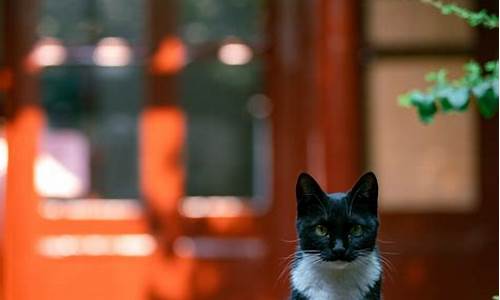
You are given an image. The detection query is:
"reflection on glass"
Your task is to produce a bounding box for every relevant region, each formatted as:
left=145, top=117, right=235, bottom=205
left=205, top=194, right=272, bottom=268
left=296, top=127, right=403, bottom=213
left=31, top=37, right=67, bottom=67
left=93, top=37, right=132, bottom=67
left=218, top=41, right=253, bottom=65
left=36, top=129, right=90, bottom=198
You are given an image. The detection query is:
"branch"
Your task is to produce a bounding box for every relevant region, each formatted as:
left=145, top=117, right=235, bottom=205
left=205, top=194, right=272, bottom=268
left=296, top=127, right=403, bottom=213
left=420, top=0, right=499, bottom=29
left=399, top=60, right=499, bottom=123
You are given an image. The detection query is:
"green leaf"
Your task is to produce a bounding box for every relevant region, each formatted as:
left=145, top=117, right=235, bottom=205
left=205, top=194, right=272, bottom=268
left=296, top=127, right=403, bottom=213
left=409, top=91, right=432, bottom=105
left=438, top=86, right=469, bottom=111
left=492, top=79, right=499, bottom=98
left=416, top=103, right=437, bottom=123
left=465, top=61, right=481, bottom=74
left=485, top=61, right=499, bottom=75
left=426, top=69, right=447, bottom=85
left=477, top=88, right=499, bottom=118
left=463, top=61, right=482, bottom=86
left=398, top=93, right=413, bottom=107
left=410, top=91, right=437, bottom=123
left=472, top=81, right=491, bottom=98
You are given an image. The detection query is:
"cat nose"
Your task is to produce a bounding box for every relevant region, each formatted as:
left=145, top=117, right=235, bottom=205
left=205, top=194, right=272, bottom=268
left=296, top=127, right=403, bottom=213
left=332, top=239, right=346, bottom=256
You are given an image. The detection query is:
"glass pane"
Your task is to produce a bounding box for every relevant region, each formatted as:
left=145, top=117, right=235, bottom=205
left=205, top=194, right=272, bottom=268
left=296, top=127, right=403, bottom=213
left=36, top=0, right=145, bottom=200
left=366, top=57, right=479, bottom=212
left=179, top=0, right=269, bottom=200
left=39, top=66, right=142, bottom=199
left=181, top=60, right=266, bottom=198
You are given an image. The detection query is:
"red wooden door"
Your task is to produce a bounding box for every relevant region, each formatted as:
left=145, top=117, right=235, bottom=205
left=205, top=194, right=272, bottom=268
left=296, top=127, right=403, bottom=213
left=4, top=1, right=496, bottom=300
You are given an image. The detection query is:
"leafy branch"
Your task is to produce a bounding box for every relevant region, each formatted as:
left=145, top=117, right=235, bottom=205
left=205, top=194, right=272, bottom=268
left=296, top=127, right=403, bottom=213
left=420, top=0, right=499, bottom=28
left=399, top=61, right=499, bottom=123
left=400, top=1, right=499, bottom=123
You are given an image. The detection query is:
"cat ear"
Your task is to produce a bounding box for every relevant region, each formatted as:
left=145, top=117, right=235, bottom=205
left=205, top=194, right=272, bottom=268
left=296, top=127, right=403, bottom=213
left=349, top=172, right=378, bottom=215
left=296, top=172, right=326, bottom=205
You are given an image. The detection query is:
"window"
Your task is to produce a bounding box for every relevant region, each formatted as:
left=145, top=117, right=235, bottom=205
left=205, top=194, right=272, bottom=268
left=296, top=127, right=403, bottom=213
left=364, top=0, right=479, bottom=212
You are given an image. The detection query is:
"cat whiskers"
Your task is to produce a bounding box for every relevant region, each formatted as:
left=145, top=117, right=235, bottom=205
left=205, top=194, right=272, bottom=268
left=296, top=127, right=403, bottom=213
left=377, top=238, right=396, bottom=245
left=281, top=238, right=301, bottom=244
left=379, top=254, right=396, bottom=283
left=277, top=254, right=297, bottom=285
left=378, top=248, right=400, bottom=282
left=377, top=241, right=400, bottom=282
left=354, top=249, right=396, bottom=283
left=302, top=251, right=325, bottom=268
left=277, top=250, right=321, bottom=285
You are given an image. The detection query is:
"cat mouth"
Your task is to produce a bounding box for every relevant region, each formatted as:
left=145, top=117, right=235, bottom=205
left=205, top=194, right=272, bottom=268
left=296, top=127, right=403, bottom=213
left=322, top=254, right=354, bottom=263
left=325, top=260, right=350, bottom=269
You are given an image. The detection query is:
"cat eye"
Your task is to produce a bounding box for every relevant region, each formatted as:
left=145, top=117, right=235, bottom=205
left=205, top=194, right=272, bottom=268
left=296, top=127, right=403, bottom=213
left=350, top=224, right=363, bottom=237
left=314, top=225, right=328, bottom=236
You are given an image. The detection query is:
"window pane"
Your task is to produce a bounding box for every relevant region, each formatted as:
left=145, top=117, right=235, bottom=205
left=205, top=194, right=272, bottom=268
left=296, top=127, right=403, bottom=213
left=39, top=66, right=142, bottom=199
left=181, top=59, right=266, bottom=197
left=366, top=57, right=479, bottom=212
left=37, top=0, right=145, bottom=200
left=179, top=0, right=268, bottom=200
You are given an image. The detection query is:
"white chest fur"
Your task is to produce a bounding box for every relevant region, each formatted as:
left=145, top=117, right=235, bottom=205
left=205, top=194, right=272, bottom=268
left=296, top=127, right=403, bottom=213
left=291, top=252, right=381, bottom=300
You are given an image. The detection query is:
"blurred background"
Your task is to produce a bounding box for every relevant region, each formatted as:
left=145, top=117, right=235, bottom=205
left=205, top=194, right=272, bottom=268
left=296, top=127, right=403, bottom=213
left=0, top=0, right=498, bottom=299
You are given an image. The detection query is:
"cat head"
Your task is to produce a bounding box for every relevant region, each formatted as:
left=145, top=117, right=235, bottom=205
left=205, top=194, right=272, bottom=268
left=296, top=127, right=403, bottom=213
left=295, top=172, right=379, bottom=266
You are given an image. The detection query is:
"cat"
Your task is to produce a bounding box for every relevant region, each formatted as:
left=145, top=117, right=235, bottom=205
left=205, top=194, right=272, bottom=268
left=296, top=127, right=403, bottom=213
left=290, top=172, right=382, bottom=300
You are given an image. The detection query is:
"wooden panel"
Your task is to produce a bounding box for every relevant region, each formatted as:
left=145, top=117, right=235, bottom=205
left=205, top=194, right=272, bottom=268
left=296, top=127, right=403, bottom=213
left=366, top=0, right=474, bottom=49
left=379, top=212, right=498, bottom=299
left=367, top=57, right=479, bottom=212
left=36, top=217, right=152, bottom=300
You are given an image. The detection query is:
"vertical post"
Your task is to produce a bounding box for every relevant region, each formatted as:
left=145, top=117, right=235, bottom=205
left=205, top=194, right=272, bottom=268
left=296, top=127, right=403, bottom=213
left=142, top=0, right=192, bottom=299
left=147, top=0, right=179, bottom=107
left=263, top=0, right=309, bottom=297
left=476, top=0, right=499, bottom=292
left=316, top=0, right=362, bottom=191
left=271, top=0, right=362, bottom=192
left=3, top=0, right=43, bottom=300
left=477, top=0, right=499, bottom=224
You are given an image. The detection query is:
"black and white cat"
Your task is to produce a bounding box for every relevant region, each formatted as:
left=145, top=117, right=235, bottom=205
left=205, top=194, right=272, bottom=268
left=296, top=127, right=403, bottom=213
left=290, top=172, right=382, bottom=300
